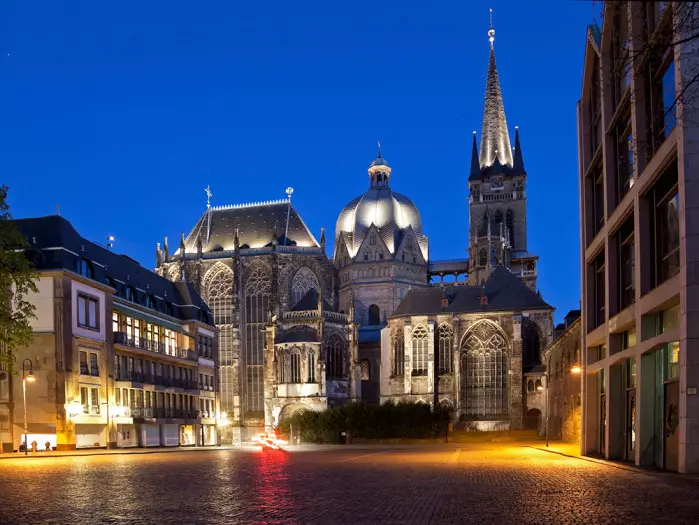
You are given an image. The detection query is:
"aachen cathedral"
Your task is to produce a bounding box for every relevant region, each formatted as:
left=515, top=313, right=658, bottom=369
left=156, top=22, right=553, bottom=442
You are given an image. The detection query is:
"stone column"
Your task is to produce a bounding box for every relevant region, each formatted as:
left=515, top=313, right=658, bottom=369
left=427, top=322, right=435, bottom=406
left=404, top=322, right=412, bottom=395
left=511, top=315, right=523, bottom=425
left=607, top=363, right=624, bottom=459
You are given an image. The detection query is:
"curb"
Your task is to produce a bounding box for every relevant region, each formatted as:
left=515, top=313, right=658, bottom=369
left=524, top=445, right=645, bottom=474
left=0, top=446, right=249, bottom=461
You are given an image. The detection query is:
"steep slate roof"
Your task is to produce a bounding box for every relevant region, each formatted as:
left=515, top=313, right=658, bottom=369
left=14, top=215, right=211, bottom=322
left=392, top=265, right=551, bottom=317
left=180, top=201, right=319, bottom=254
left=291, top=290, right=334, bottom=312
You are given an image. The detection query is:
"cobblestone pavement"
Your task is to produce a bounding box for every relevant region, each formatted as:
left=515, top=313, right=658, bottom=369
left=1, top=443, right=698, bottom=524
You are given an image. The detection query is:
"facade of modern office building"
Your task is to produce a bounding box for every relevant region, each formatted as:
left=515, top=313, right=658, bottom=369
left=0, top=216, right=220, bottom=451
left=577, top=1, right=699, bottom=471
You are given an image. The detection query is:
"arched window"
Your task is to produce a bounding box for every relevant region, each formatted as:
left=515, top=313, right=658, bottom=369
left=368, top=304, right=381, bottom=325
left=325, top=334, right=345, bottom=379
left=527, top=379, right=534, bottom=392
left=77, top=258, right=94, bottom=279
left=277, top=350, right=286, bottom=384
left=392, top=328, right=404, bottom=376
left=290, top=267, right=319, bottom=309
left=522, top=320, right=541, bottom=366
left=360, top=359, right=370, bottom=380
left=438, top=324, right=453, bottom=374
left=411, top=325, right=428, bottom=376
left=506, top=209, right=515, bottom=247
left=478, top=249, right=487, bottom=267
left=494, top=210, right=502, bottom=225
left=308, top=350, right=316, bottom=383
left=460, top=320, right=508, bottom=417
left=244, top=265, right=271, bottom=414
left=290, top=350, right=301, bottom=383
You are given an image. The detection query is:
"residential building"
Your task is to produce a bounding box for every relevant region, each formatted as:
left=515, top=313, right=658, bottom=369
left=3, top=215, right=220, bottom=451
left=577, top=2, right=699, bottom=471
left=542, top=311, right=582, bottom=442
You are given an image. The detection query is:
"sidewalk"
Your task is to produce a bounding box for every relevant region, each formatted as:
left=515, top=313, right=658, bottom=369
left=524, top=440, right=646, bottom=473
left=0, top=444, right=257, bottom=460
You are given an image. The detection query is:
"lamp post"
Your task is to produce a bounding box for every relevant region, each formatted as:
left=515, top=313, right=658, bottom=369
left=536, top=376, right=548, bottom=447
left=21, top=359, right=36, bottom=455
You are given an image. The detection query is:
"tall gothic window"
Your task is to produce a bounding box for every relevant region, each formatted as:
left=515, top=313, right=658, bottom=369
left=290, top=267, right=319, bottom=309
left=245, top=265, right=271, bottom=415
left=277, top=350, right=286, bottom=384
left=308, top=350, right=316, bottom=383
left=360, top=360, right=370, bottom=380
left=326, top=333, right=345, bottom=379
left=460, top=320, right=508, bottom=418
left=392, top=328, right=404, bottom=376
left=478, top=249, right=487, bottom=267
left=290, top=350, right=301, bottom=384
left=438, top=324, right=453, bottom=374
left=411, top=325, right=428, bottom=376
left=204, top=264, right=234, bottom=416
left=506, top=209, right=515, bottom=248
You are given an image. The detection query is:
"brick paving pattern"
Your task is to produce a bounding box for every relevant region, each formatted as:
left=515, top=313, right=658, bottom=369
left=0, top=444, right=698, bottom=524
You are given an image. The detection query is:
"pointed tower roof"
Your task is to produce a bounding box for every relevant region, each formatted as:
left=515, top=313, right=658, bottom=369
left=512, top=126, right=526, bottom=175
left=469, top=131, right=481, bottom=181
left=479, top=13, right=513, bottom=170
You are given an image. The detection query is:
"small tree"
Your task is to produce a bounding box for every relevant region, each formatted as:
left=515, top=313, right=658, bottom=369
left=0, top=186, right=38, bottom=373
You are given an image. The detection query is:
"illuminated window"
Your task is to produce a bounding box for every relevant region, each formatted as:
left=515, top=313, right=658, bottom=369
left=244, top=264, right=271, bottom=414
left=460, top=320, right=508, bottom=417
left=290, top=350, right=301, bottom=383
left=360, top=359, right=370, bottom=381
left=411, top=325, right=428, bottom=376
left=392, top=327, right=404, bottom=376
left=438, top=324, right=453, bottom=374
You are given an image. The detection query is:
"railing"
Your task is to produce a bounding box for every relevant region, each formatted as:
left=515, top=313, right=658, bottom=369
left=469, top=190, right=525, bottom=204
left=115, top=372, right=198, bottom=390
left=128, top=407, right=199, bottom=419
left=114, top=332, right=197, bottom=362
left=281, top=310, right=348, bottom=323
left=520, top=270, right=537, bottom=278
left=82, top=405, right=100, bottom=415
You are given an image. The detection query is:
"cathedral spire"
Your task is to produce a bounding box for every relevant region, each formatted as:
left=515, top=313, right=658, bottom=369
left=479, top=10, right=513, bottom=169
left=513, top=126, right=526, bottom=174
left=469, top=131, right=480, bottom=180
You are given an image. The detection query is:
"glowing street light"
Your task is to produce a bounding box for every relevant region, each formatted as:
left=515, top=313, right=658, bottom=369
left=22, top=359, right=36, bottom=456
left=570, top=365, right=582, bottom=374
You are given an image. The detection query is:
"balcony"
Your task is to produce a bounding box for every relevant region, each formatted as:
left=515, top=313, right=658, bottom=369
left=114, top=332, right=197, bottom=362
left=128, top=407, right=199, bottom=420
left=115, top=372, right=199, bottom=390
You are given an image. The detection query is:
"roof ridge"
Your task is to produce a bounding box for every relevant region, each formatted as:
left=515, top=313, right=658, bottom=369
left=211, top=199, right=288, bottom=211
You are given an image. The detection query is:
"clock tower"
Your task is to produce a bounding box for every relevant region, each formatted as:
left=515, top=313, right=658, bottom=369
left=467, top=18, right=538, bottom=290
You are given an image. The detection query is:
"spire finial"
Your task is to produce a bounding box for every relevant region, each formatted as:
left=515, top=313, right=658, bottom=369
left=488, top=8, right=495, bottom=47
left=377, top=140, right=381, bottom=158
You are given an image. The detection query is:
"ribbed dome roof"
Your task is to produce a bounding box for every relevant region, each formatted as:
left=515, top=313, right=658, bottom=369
left=369, top=155, right=389, bottom=168
left=335, top=186, right=427, bottom=259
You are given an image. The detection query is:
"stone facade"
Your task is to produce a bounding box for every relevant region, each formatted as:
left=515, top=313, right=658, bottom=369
left=158, top=209, right=358, bottom=442
left=542, top=316, right=582, bottom=443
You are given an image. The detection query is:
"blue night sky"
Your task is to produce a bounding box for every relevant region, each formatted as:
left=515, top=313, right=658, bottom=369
left=0, top=1, right=598, bottom=324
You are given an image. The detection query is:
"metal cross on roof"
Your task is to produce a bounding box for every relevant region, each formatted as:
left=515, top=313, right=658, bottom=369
left=205, top=185, right=212, bottom=209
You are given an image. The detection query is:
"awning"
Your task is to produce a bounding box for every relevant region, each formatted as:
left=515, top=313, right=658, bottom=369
left=114, top=303, right=191, bottom=336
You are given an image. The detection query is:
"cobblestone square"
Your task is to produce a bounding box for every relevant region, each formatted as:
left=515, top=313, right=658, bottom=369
left=1, top=444, right=698, bottom=524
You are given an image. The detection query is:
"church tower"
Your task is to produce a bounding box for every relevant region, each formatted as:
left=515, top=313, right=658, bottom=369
left=468, top=16, right=538, bottom=290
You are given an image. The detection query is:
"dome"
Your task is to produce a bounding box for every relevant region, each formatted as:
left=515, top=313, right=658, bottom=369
left=335, top=186, right=428, bottom=259
left=369, top=155, right=389, bottom=168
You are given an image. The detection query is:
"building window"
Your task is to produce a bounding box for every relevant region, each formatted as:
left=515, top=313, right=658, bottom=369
left=648, top=162, right=679, bottom=287
left=368, top=304, right=380, bottom=325
left=290, top=267, right=319, bottom=309
left=308, top=351, right=315, bottom=383
left=614, top=110, right=633, bottom=204
left=644, top=18, right=675, bottom=158
left=325, top=333, right=345, bottom=379
left=617, top=217, right=635, bottom=311
left=77, top=293, right=99, bottom=330
left=244, top=265, right=271, bottom=415
left=125, top=286, right=137, bottom=302
left=77, top=258, right=94, bottom=279
left=460, top=320, right=508, bottom=417
left=593, top=165, right=604, bottom=236
left=593, top=251, right=606, bottom=328
left=370, top=235, right=376, bottom=245
left=81, top=387, right=100, bottom=415
left=146, top=295, right=156, bottom=309
left=411, top=325, right=428, bottom=376
left=79, top=351, right=89, bottom=375
left=290, top=351, right=301, bottom=384
left=112, top=312, right=120, bottom=334
left=360, top=360, right=370, bottom=381
left=527, top=379, right=534, bottom=393
left=90, top=352, right=99, bottom=377
left=589, top=62, right=602, bottom=158
left=438, top=324, right=453, bottom=375
left=611, top=4, right=630, bottom=108
left=392, top=328, right=404, bottom=376
left=478, top=249, right=487, bottom=267
left=668, top=341, right=679, bottom=380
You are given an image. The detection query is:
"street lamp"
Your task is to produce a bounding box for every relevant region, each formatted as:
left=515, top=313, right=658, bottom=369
left=22, top=359, right=36, bottom=455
